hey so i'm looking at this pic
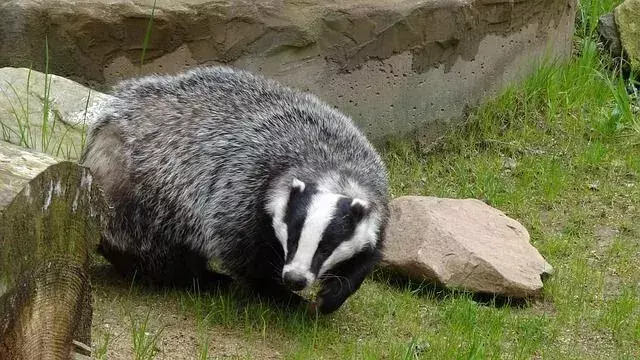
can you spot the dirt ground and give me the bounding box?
[90,266,284,360]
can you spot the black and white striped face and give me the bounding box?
[268,178,379,291]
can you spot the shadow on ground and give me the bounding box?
[370,267,541,309]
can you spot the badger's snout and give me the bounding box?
[282,270,308,291]
[282,263,315,291]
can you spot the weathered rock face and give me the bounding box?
[382,196,553,298]
[0,0,577,145]
[614,0,640,73]
[0,67,112,160]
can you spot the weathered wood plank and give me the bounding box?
[0,140,108,360]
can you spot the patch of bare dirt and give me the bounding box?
[89,266,283,360]
[594,225,619,255]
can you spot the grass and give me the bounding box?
[40,35,55,153]
[0,37,91,160]
[140,0,157,69]
[1,68,33,148]
[87,0,640,357]
[378,57,640,358]
[94,332,111,360]
[130,310,164,360]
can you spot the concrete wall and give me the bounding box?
[0,0,577,145]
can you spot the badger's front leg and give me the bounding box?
[246,276,308,309]
[313,249,380,314]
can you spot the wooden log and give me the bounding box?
[0,140,108,360]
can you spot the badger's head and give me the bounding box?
[266,177,383,313]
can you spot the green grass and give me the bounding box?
[140,0,157,69]
[94,332,111,360]
[0,37,91,160]
[130,310,164,360]
[1,67,34,148]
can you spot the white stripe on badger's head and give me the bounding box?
[282,190,341,286]
[266,177,379,292]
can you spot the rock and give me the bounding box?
[614,0,640,73]
[381,196,553,298]
[0,67,113,160]
[0,0,577,145]
[598,13,623,57]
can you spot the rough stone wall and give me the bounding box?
[0,0,577,144]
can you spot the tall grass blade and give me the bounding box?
[3,81,32,148]
[41,36,51,152]
[140,0,157,68]
[80,88,91,153]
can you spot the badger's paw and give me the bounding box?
[312,277,354,315]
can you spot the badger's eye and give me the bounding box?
[335,197,367,225]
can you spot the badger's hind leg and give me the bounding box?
[82,122,232,291]
[97,240,233,291]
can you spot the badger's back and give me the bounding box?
[82,66,388,277]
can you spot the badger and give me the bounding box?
[80,66,389,314]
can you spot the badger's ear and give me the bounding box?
[291,178,306,193]
[350,198,370,222]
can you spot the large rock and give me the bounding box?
[0,67,113,160]
[614,0,640,73]
[0,0,577,145]
[382,196,553,298]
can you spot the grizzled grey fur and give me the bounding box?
[80,66,389,314]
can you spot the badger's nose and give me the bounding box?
[282,271,308,291]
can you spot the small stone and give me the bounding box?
[503,157,517,171]
[542,261,555,277]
